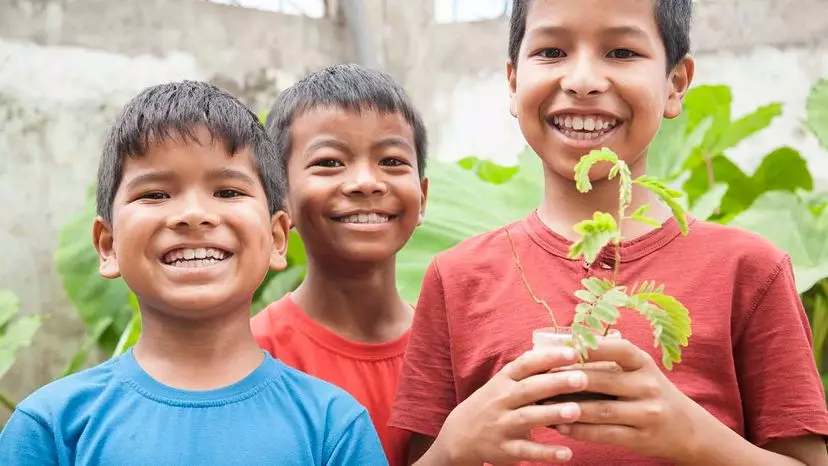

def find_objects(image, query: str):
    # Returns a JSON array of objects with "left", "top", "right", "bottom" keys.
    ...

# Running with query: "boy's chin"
[{"left": 142, "top": 287, "right": 253, "bottom": 319}]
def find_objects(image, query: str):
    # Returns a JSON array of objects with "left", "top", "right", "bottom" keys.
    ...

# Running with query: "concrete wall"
[{"left": 2, "top": 0, "right": 828, "bottom": 418}]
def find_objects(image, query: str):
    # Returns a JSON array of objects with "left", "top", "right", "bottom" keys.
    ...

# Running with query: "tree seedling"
[{"left": 566, "top": 147, "right": 693, "bottom": 370}]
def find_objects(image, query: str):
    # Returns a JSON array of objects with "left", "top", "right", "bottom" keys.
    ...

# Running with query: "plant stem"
[
  {"left": 506, "top": 228, "right": 561, "bottom": 331},
  {"left": 703, "top": 151, "right": 720, "bottom": 215},
  {"left": 0, "top": 392, "right": 16, "bottom": 412}
]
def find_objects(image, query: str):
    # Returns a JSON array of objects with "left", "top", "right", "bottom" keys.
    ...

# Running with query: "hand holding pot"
[
  {"left": 431, "top": 347, "right": 588, "bottom": 465},
  {"left": 554, "top": 338, "right": 709, "bottom": 462}
]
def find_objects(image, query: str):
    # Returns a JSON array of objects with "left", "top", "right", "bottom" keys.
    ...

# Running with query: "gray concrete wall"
[{"left": 2, "top": 0, "right": 828, "bottom": 420}]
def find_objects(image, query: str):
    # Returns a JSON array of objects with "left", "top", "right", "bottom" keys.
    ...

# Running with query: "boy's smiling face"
[
  {"left": 93, "top": 126, "right": 289, "bottom": 318},
  {"left": 507, "top": 0, "right": 693, "bottom": 180},
  {"left": 285, "top": 106, "right": 427, "bottom": 265}
]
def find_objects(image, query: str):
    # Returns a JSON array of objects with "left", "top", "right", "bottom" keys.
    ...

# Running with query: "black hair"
[
  {"left": 509, "top": 0, "right": 693, "bottom": 72},
  {"left": 96, "top": 80, "right": 286, "bottom": 224},
  {"left": 264, "top": 64, "right": 428, "bottom": 179}
]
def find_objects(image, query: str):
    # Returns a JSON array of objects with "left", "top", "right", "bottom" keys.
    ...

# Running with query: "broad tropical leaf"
[
  {"left": 807, "top": 78, "right": 828, "bottom": 149},
  {"left": 730, "top": 191, "right": 828, "bottom": 293},
  {"left": 0, "top": 291, "right": 42, "bottom": 380}
]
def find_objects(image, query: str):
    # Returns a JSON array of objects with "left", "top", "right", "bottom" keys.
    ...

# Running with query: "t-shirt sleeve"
[
  {"left": 389, "top": 259, "right": 456, "bottom": 438},
  {"left": 325, "top": 409, "right": 388, "bottom": 466},
  {"left": 734, "top": 254, "right": 828, "bottom": 446},
  {"left": 0, "top": 408, "right": 58, "bottom": 465}
]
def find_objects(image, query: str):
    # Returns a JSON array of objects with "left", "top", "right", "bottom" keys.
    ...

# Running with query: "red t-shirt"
[
  {"left": 389, "top": 210, "right": 828, "bottom": 465},
  {"left": 251, "top": 295, "right": 411, "bottom": 466}
]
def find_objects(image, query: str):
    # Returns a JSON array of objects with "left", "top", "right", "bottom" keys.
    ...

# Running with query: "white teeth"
[
  {"left": 583, "top": 118, "right": 595, "bottom": 131},
  {"left": 564, "top": 116, "right": 572, "bottom": 128},
  {"left": 572, "top": 117, "right": 584, "bottom": 130},
  {"left": 337, "top": 213, "right": 391, "bottom": 224},
  {"left": 163, "top": 247, "right": 230, "bottom": 266},
  {"left": 554, "top": 114, "right": 618, "bottom": 131}
]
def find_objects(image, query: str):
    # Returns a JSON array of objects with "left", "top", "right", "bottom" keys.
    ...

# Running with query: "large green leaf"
[
  {"left": 0, "top": 291, "right": 42, "bottom": 380},
  {"left": 730, "top": 191, "right": 828, "bottom": 293},
  {"left": 684, "top": 148, "right": 812, "bottom": 220},
  {"left": 396, "top": 148, "right": 543, "bottom": 302},
  {"left": 251, "top": 230, "right": 308, "bottom": 315},
  {"left": 54, "top": 190, "right": 132, "bottom": 352},
  {"left": 807, "top": 78, "right": 828, "bottom": 149}
]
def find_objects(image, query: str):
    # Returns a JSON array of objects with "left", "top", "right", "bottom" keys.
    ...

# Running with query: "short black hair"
[
  {"left": 509, "top": 0, "right": 693, "bottom": 72},
  {"left": 264, "top": 64, "right": 428, "bottom": 179},
  {"left": 96, "top": 80, "right": 286, "bottom": 224}
]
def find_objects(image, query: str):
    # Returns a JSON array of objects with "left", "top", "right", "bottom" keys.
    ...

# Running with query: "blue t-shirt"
[{"left": 0, "top": 349, "right": 388, "bottom": 465}]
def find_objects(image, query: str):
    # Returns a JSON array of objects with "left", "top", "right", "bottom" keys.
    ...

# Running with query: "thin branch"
[{"left": 505, "top": 228, "right": 561, "bottom": 331}]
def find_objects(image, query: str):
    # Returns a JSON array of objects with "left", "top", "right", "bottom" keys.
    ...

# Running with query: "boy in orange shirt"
[{"left": 251, "top": 64, "right": 428, "bottom": 466}]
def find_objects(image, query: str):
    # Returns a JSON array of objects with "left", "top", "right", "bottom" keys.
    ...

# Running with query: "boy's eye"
[
  {"left": 137, "top": 192, "right": 169, "bottom": 200},
  {"left": 312, "top": 159, "right": 343, "bottom": 168},
  {"left": 216, "top": 189, "right": 243, "bottom": 199},
  {"left": 609, "top": 49, "right": 638, "bottom": 59},
  {"left": 380, "top": 158, "right": 408, "bottom": 167},
  {"left": 537, "top": 48, "right": 566, "bottom": 59}
]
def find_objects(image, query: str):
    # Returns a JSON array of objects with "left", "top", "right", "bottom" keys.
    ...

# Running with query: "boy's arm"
[
  {"left": 325, "top": 409, "right": 389, "bottom": 466},
  {"left": 0, "top": 408, "right": 58, "bottom": 466}
]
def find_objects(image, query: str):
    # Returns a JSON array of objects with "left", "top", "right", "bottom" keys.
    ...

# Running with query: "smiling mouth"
[
  {"left": 549, "top": 114, "right": 620, "bottom": 140},
  {"left": 162, "top": 247, "right": 233, "bottom": 268},
  {"left": 333, "top": 213, "right": 397, "bottom": 225}
]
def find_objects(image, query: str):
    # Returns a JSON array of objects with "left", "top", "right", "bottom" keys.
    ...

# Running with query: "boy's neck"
[
  {"left": 291, "top": 257, "right": 413, "bottom": 344},
  {"left": 538, "top": 154, "right": 671, "bottom": 242},
  {"left": 132, "top": 302, "right": 264, "bottom": 391}
]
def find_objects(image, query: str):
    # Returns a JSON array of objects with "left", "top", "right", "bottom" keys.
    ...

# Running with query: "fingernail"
[
  {"left": 561, "top": 348, "right": 575, "bottom": 360},
  {"left": 557, "top": 424, "right": 571, "bottom": 435},
  {"left": 555, "top": 449, "right": 571, "bottom": 460},
  {"left": 559, "top": 403, "right": 577, "bottom": 419},
  {"left": 568, "top": 371, "right": 585, "bottom": 387}
]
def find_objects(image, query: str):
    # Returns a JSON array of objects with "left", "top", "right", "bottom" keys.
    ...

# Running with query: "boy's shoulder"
[
  {"left": 275, "top": 358, "right": 370, "bottom": 415},
  {"left": 680, "top": 217, "right": 789, "bottom": 270},
  {"left": 428, "top": 219, "right": 521, "bottom": 275},
  {"left": 14, "top": 356, "right": 121, "bottom": 425}
]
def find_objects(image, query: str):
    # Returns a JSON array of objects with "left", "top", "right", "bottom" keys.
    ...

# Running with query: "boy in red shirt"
[
  {"left": 391, "top": 1, "right": 828, "bottom": 465},
  {"left": 251, "top": 64, "right": 428, "bottom": 466}
]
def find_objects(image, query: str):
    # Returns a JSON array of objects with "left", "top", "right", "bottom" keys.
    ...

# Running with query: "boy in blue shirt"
[{"left": 0, "top": 81, "right": 387, "bottom": 465}]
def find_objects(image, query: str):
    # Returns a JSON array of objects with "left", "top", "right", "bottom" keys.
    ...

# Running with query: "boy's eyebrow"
[
  {"left": 305, "top": 138, "right": 352, "bottom": 157},
  {"left": 525, "top": 25, "right": 648, "bottom": 40},
  {"left": 603, "top": 25, "right": 649, "bottom": 38},
  {"left": 207, "top": 168, "right": 257, "bottom": 185},
  {"left": 124, "top": 171, "right": 175, "bottom": 191},
  {"left": 372, "top": 136, "right": 414, "bottom": 153}
]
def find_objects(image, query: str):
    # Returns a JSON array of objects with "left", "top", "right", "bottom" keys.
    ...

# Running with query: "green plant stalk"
[{"left": 0, "top": 391, "right": 16, "bottom": 412}]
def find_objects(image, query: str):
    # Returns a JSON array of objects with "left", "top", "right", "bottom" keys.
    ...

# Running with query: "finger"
[
  {"left": 575, "top": 400, "right": 663, "bottom": 427},
  {"left": 503, "top": 347, "right": 579, "bottom": 382},
  {"left": 504, "top": 402, "right": 581, "bottom": 431},
  {"left": 556, "top": 422, "right": 639, "bottom": 447},
  {"left": 500, "top": 439, "right": 573, "bottom": 463},
  {"left": 508, "top": 371, "right": 588, "bottom": 407},
  {"left": 583, "top": 368, "right": 662, "bottom": 399},
  {"left": 580, "top": 339, "right": 651, "bottom": 371}
]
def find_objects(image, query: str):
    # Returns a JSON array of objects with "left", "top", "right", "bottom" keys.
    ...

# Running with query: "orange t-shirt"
[{"left": 251, "top": 295, "right": 411, "bottom": 466}]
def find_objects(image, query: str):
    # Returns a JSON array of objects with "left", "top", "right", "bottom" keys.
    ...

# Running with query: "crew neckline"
[
  {"left": 281, "top": 294, "right": 411, "bottom": 361},
  {"left": 522, "top": 209, "right": 694, "bottom": 263},
  {"left": 117, "top": 348, "right": 279, "bottom": 407}
]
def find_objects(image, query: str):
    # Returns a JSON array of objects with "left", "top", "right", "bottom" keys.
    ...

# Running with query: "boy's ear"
[
  {"left": 92, "top": 216, "right": 121, "bottom": 279},
  {"left": 506, "top": 59, "right": 518, "bottom": 118},
  {"left": 664, "top": 54, "right": 696, "bottom": 120},
  {"left": 417, "top": 177, "right": 429, "bottom": 226},
  {"left": 269, "top": 211, "right": 291, "bottom": 271}
]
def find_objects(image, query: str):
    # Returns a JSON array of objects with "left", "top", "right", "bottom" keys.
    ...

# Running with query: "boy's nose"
[
  {"left": 166, "top": 194, "right": 221, "bottom": 229},
  {"left": 341, "top": 168, "right": 388, "bottom": 197},
  {"left": 560, "top": 54, "right": 610, "bottom": 98}
]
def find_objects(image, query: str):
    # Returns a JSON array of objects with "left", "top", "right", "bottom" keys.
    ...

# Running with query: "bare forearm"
[{"left": 679, "top": 421, "right": 808, "bottom": 466}]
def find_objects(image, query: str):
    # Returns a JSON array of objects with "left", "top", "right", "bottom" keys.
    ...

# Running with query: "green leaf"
[
  {"left": 712, "top": 103, "right": 783, "bottom": 155},
  {"left": 568, "top": 212, "right": 618, "bottom": 264},
  {"left": 397, "top": 148, "right": 543, "bottom": 302},
  {"left": 730, "top": 191, "right": 828, "bottom": 294},
  {"left": 810, "top": 293, "right": 828, "bottom": 373},
  {"left": 574, "top": 148, "right": 620, "bottom": 193},
  {"left": 628, "top": 290, "right": 692, "bottom": 370},
  {"left": 456, "top": 156, "right": 520, "bottom": 184},
  {"left": 112, "top": 310, "right": 142, "bottom": 358},
  {"left": 0, "top": 291, "right": 20, "bottom": 329},
  {"left": 633, "top": 176, "right": 688, "bottom": 234},
  {"left": 806, "top": 78, "right": 828, "bottom": 150},
  {"left": 61, "top": 317, "right": 113, "bottom": 377},
  {"left": 582, "top": 277, "right": 611, "bottom": 296},
  {"left": 0, "top": 315, "right": 42, "bottom": 380},
  {"left": 54, "top": 190, "right": 132, "bottom": 352},
  {"left": 574, "top": 289, "right": 596, "bottom": 303},
  {"left": 648, "top": 110, "right": 713, "bottom": 180},
  {"left": 689, "top": 183, "right": 728, "bottom": 220}
]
